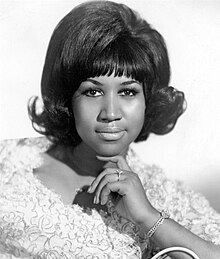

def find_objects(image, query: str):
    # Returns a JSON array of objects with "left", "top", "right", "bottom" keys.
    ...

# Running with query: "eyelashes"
[
  {"left": 82, "top": 87, "right": 139, "bottom": 97},
  {"left": 121, "top": 88, "right": 139, "bottom": 96},
  {"left": 82, "top": 88, "right": 101, "bottom": 97}
]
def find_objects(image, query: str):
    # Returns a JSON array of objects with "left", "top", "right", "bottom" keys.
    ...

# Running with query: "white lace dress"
[{"left": 0, "top": 137, "right": 220, "bottom": 259}]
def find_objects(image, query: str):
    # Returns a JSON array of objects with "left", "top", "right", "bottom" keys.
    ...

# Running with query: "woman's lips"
[{"left": 96, "top": 127, "right": 125, "bottom": 141}]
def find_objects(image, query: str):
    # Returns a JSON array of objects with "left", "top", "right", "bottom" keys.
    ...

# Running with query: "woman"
[{"left": 0, "top": 1, "right": 220, "bottom": 258}]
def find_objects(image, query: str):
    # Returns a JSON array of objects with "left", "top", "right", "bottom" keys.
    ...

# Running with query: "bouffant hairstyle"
[{"left": 28, "top": 0, "right": 186, "bottom": 147}]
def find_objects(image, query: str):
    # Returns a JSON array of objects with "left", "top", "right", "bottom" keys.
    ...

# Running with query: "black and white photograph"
[{"left": 0, "top": 1, "right": 220, "bottom": 258}]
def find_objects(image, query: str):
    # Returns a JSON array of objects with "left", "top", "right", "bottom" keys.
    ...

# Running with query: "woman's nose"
[{"left": 98, "top": 95, "right": 122, "bottom": 122}]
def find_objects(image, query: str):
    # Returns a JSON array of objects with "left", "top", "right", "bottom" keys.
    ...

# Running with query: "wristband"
[{"left": 146, "top": 209, "right": 170, "bottom": 238}]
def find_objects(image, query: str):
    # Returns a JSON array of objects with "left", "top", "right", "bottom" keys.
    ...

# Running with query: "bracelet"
[{"left": 146, "top": 209, "right": 170, "bottom": 238}]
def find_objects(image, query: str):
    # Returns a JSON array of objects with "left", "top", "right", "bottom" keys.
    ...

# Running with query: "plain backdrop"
[{"left": 0, "top": 0, "right": 220, "bottom": 212}]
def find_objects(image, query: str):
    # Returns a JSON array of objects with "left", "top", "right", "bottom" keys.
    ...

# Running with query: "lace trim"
[
  {"left": 1, "top": 137, "right": 220, "bottom": 259},
  {"left": 0, "top": 137, "right": 149, "bottom": 258}
]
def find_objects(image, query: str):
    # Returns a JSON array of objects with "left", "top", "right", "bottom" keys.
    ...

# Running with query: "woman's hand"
[{"left": 87, "top": 155, "right": 158, "bottom": 225}]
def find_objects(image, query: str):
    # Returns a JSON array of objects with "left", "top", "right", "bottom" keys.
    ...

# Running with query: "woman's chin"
[{"left": 94, "top": 143, "right": 129, "bottom": 157}]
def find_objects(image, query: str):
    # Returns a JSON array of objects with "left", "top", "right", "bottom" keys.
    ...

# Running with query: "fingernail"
[
  {"left": 93, "top": 196, "right": 98, "bottom": 204},
  {"left": 87, "top": 186, "right": 92, "bottom": 193},
  {"left": 96, "top": 155, "right": 105, "bottom": 160}
]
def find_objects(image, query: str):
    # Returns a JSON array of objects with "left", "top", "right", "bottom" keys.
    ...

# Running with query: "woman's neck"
[
  {"left": 67, "top": 143, "right": 111, "bottom": 177},
  {"left": 47, "top": 142, "right": 128, "bottom": 177}
]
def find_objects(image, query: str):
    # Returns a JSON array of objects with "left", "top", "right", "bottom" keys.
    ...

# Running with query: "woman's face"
[{"left": 72, "top": 74, "right": 146, "bottom": 157}]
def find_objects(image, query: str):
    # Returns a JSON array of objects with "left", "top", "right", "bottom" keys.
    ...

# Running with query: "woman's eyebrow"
[
  {"left": 120, "top": 80, "right": 141, "bottom": 86},
  {"left": 85, "top": 78, "right": 141, "bottom": 86},
  {"left": 86, "top": 79, "right": 102, "bottom": 85}
]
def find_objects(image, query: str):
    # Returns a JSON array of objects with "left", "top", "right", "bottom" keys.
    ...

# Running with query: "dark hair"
[{"left": 28, "top": 0, "right": 186, "bottom": 146}]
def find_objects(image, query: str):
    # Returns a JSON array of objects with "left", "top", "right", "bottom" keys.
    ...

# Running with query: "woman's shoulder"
[
  {"left": 127, "top": 147, "right": 211, "bottom": 212},
  {"left": 127, "top": 147, "right": 167, "bottom": 182},
  {"left": 0, "top": 136, "right": 51, "bottom": 185},
  {"left": 0, "top": 136, "right": 51, "bottom": 157},
  {"left": 128, "top": 147, "right": 220, "bottom": 244}
]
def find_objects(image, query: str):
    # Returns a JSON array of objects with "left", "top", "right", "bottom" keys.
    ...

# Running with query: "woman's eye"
[
  {"left": 120, "top": 89, "right": 138, "bottom": 97},
  {"left": 83, "top": 89, "right": 102, "bottom": 97}
]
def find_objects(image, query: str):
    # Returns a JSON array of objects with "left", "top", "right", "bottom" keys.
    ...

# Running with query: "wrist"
[
  {"left": 138, "top": 205, "right": 160, "bottom": 230},
  {"left": 146, "top": 209, "right": 170, "bottom": 238},
  {"left": 138, "top": 206, "right": 170, "bottom": 238}
]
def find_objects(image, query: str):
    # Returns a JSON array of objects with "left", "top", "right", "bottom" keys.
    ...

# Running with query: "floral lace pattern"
[{"left": 1, "top": 137, "right": 220, "bottom": 259}]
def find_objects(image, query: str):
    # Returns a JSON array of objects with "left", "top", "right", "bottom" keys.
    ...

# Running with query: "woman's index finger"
[{"left": 96, "top": 155, "right": 130, "bottom": 170}]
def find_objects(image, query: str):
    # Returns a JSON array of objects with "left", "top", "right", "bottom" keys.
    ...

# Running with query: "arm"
[
  {"left": 88, "top": 155, "right": 220, "bottom": 259},
  {"left": 141, "top": 164, "right": 220, "bottom": 259},
  {"left": 141, "top": 207, "right": 220, "bottom": 259}
]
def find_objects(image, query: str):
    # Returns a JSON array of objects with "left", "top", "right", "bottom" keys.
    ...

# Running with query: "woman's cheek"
[{"left": 73, "top": 100, "right": 97, "bottom": 132}]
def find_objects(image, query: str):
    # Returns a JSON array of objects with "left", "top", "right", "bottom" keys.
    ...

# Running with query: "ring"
[{"left": 116, "top": 169, "right": 123, "bottom": 181}]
